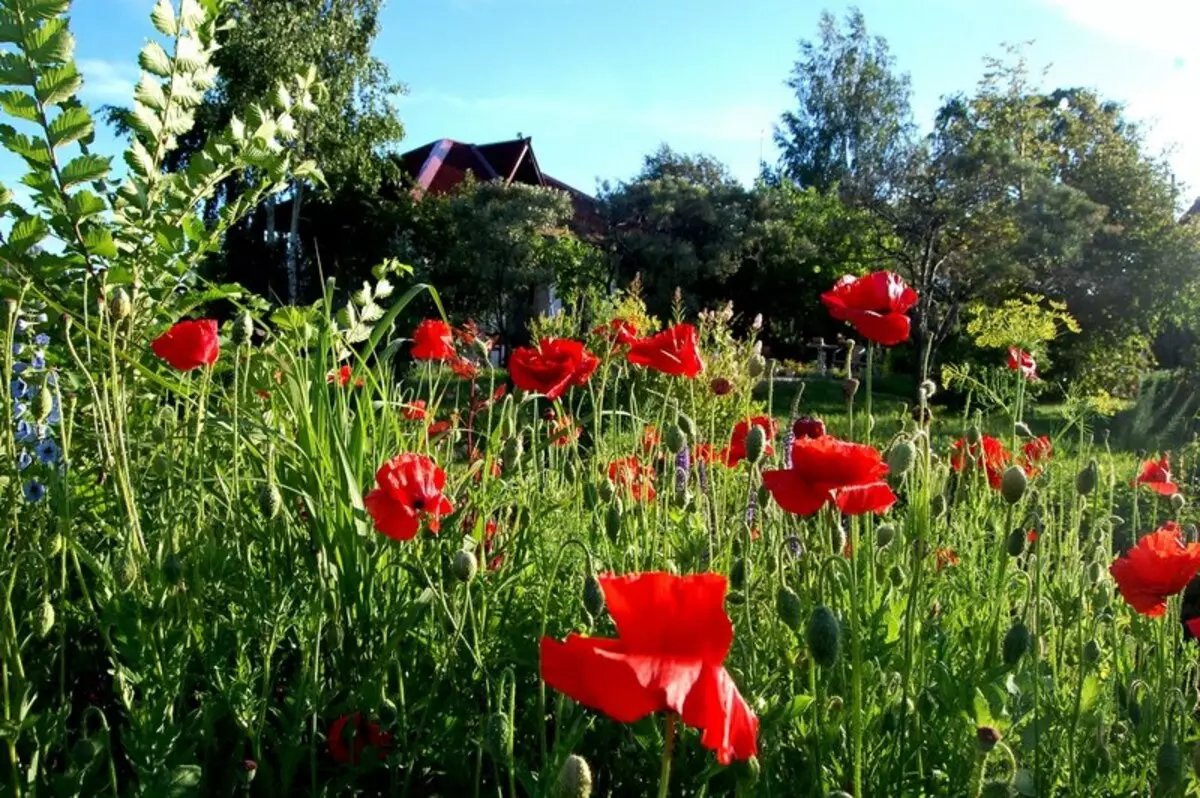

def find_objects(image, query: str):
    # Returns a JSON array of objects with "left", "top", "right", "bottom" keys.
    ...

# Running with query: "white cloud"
[
  {"left": 1039, "top": 0, "right": 1199, "bottom": 56},
  {"left": 77, "top": 58, "right": 138, "bottom": 104}
]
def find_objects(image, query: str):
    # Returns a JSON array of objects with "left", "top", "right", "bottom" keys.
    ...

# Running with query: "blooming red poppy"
[
  {"left": 1109, "top": 522, "right": 1200, "bottom": 617},
  {"left": 1135, "top": 456, "right": 1178, "bottom": 496},
  {"left": 627, "top": 323, "right": 704, "bottom": 378},
  {"left": 593, "top": 318, "right": 638, "bottom": 347},
  {"left": 411, "top": 319, "right": 457, "bottom": 361},
  {"left": 725, "top": 416, "right": 776, "bottom": 466},
  {"left": 328, "top": 712, "right": 392, "bottom": 765},
  {"left": 950, "top": 436, "right": 1011, "bottom": 489},
  {"left": 1022, "top": 435, "right": 1052, "bottom": 477},
  {"left": 934, "top": 547, "right": 959, "bottom": 572},
  {"left": 820, "top": 271, "right": 918, "bottom": 346},
  {"left": 151, "top": 319, "right": 219, "bottom": 371},
  {"left": 402, "top": 400, "right": 427, "bottom": 421},
  {"left": 762, "top": 436, "right": 896, "bottom": 516},
  {"left": 427, "top": 419, "right": 452, "bottom": 440},
  {"left": 693, "top": 443, "right": 729, "bottom": 466},
  {"left": 642, "top": 425, "right": 661, "bottom": 453},
  {"left": 364, "top": 453, "right": 455, "bottom": 541},
  {"left": 792, "top": 417, "right": 826, "bottom": 440},
  {"left": 540, "top": 572, "right": 759, "bottom": 764},
  {"left": 1007, "top": 348, "right": 1038, "bottom": 381},
  {"left": 508, "top": 338, "right": 599, "bottom": 400},
  {"left": 326, "top": 364, "right": 365, "bottom": 388},
  {"left": 608, "top": 456, "right": 657, "bottom": 502},
  {"left": 450, "top": 357, "right": 478, "bottom": 380}
]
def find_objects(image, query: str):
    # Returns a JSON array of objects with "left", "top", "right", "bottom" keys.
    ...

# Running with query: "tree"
[{"left": 775, "top": 7, "right": 914, "bottom": 202}]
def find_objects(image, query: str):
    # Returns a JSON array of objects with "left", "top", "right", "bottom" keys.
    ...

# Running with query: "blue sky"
[{"left": 68, "top": 0, "right": 1200, "bottom": 201}]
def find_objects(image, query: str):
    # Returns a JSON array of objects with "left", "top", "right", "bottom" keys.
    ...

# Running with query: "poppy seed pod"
[
  {"left": 583, "top": 574, "right": 605, "bottom": 617},
  {"left": 109, "top": 287, "right": 132, "bottom": 321},
  {"left": 664, "top": 424, "right": 687, "bottom": 454},
  {"left": 776, "top": 586, "right": 803, "bottom": 631},
  {"left": 259, "top": 484, "right": 283, "bottom": 520},
  {"left": 34, "top": 597, "right": 55, "bottom": 638},
  {"left": 1172, "top": 493, "right": 1187, "bottom": 512},
  {"left": 1075, "top": 459, "right": 1099, "bottom": 496},
  {"left": 604, "top": 502, "right": 622, "bottom": 540},
  {"left": 1158, "top": 742, "right": 1183, "bottom": 792},
  {"left": 232, "top": 311, "right": 254, "bottom": 346},
  {"left": 452, "top": 549, "right": 477, "bottom": 583},
  {"left": 484, "top": 712, "right": 510, "bottom": 761},
  {"left": 888, "top": 441, "right": 916, "bottom": 477},
  {"left": 744, "top": 425, "right": 767, "bottom": 465},
  {"left": 875, "top": 523, "right": 896, "bottom": 548},
  {"left": 806, "top": 605, "right": 840, "bottom": 667},
  {"left": 747, "top": 353, "right": 767, "bottom": 379},
  {"left": 554, "top": 754, "right": 593, "bottom": 798},
  {"left": 1006, "top": 529, "right": 1027, "bottom": 557},
  {"left": 976, "top": 726, "right": 1001, "bottom": 754},
  {"left": 1002, "top": 621, "right": 1030, "bottom": 667},
  {"left": 1000, "top": 466, "right": 1027, "bottom": 504}
]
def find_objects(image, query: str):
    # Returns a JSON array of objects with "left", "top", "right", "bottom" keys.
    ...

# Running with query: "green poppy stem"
[{"left": 657, "top": 713, "right": 677, "bottom": 798}]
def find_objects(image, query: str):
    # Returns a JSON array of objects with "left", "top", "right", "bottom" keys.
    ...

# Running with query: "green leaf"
[
  {"left": 1, "top": 130, "right": 50, "bottom": 167},
  {"left": 59, "top": 153, "right": 111, "bottom": 189},
  {"left": 34, "top": 64, "right": 80, "bottom": 106},
  {"left": 67, "top": 189, "right": 106, "bottom": 220},
  {"left": 24, "top": 18, "right": 73, "bottom": 65},
  {"left": 138, "top": 42, "right": 172, "bottom": 78},
  {"left": 160, "top": 764, "right": 201, "bottom": 798},
  {"left": 0, "top": 90, "right": 39, "bottom": 123},
  {"left": 0, "top": 11, "right": 21, "bottom": 44},
  {"left": 22, "top": 0, "right": 70, "bottom": 22},
  {"left": 46, "top": 104, "right": 91, "bottom": 148},
  {"left": 129, "top": 103, "right": 163, "bottom": 142},
  {"left": 179, "top": 0, "right": 206, "bottom": 31},
  {"left": 150, "top": 0, "right": 178, "bottom": 36},
  {"left": 134, "top": 74, "right": 167, "bottom": 111},
  {"left": 0, "top": 53, "right": 35, "bottom": 86},
  {"left": 81, "top": 224, "right": 117, "bottom": 258},
  {"left": 8, "top": 215, "right": 48, "bottom": 253},
  {"left": 124, "top": 139, "right": 155, "bottom": 178}
]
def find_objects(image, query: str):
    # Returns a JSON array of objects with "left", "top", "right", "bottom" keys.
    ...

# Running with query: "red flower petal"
[
  {"left": 539, "top": 635, "right": 664, "bottom": 723},
  {"left": 151, "top": 319, "right": 220, "bottom": 371},
  {"left": 834, "top": 481, "right": 897, "bottom": 515},
  {"left": 600, "top": 572, "right": 733, "bottom": 661},
  {"left": 626, "top": 324, "right": 704, "bottom": 378}
]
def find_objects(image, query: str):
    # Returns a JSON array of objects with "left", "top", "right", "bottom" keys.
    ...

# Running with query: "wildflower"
[
  {"left": 364, "top": 453, "right": 455, "bottom": 542},
  {"left": 1134, "top": 456, "right": 1179, "bottom": 496},
  {"left": 16, "top": 450, "right": 31, "bottom": 470},
  {"left": 410, "top": 319, "right": 457, "bottom": 361},
  {"left": 326, "top": 365, "right": 364, "bottom": 388},
  {"left": 151, "top": 319, "right": 220, "bottom": 371},
  {"left": 1109, "top": 521, "right": 1200, "bottom": 616},
  {"left": 820, "top": 271, "right": 919, "bottom": 346},
  {"left": 402, "top": 400, "right": 427, "bottom": 421},
  {"left": 508, "top": 338, "right": 599, "bottom": 400},
  {"left": 675, "top": 446, "right": 691, "bottom": 493},
  {"left": 710, "top": 376, "right": 733, "bottom": 396},
  {"left": 693, "top": 443, "right": 729, "bottom": 467},
  {"left": 427, "top": 419, "right": 453, "bottom": 440},
  {"left": 1007, "top": 347, "right": 1038, "bottom": 381},
  {"left": 11, "top": 342, "right": 21, "bottom": 355},
  {"left": 641, "top": 425, "right": 660, "bottom": 453},
  {"left": 934, "top": 547, "right": 959, "bottom": 572},
  {"left": 762, "top": 435, "right": 896, "bottom": 516},
  {"left": 10, "top": 378, "right": 28, "bottom": 400},
  {"left": 950, "top": 435, "right": 1010, "bottom": 490},
  {"left": 450, "top": 357, "right": 478, "bottom": 380},
  {"left": 626, "top": 323, "right": 704, "bottom": 378},
  {"left": 23, "top": 479, "right": 46, "bottom": 504},
  {"left": 15, "top": 420, "right": 37, "bottom": 443},
  {"left": 726, "top": 416, "right": 775, "bottom": 467},
  {"left": 607, "top": 456, "right": 656, "bottom": 502},
  {"left": 33, "top": 333, "right": 49, "bottom": 347},
  {"left": 593, "top": 318, "right": 638, "bottom": 347},
  {"left": 328, "top": 712, "right": 392, "bottom": 765},
  {"left": 539, "top": 572, "right": 759, "bottom": 764},
  {"left": 30, "top": 351, "right": 45, "bottom": 370},
  {"left": 34, "top": 438, "right": 59, "bottom": 465},
  {"left": 1022, "top": 435, "right": 1052, "bottom": 476}
]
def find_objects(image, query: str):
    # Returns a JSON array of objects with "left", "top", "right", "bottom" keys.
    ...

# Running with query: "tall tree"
[{"left": 775, "top": 7, "right": 914, "bottom": 202}]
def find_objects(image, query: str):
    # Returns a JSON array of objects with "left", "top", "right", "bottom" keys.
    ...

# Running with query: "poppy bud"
[
  {"left": 109, "top": 287, "right": 132, "bottom": 321},
  {"left": 1000, "top": 466, "right": 1027, "bottom": 504},
  {"left": 830, "top": 523, "right": 847, "bottom": 557},
  {"left": 1158, "top": 742, "right": 1183, "bottom": 792},
  {"left": 889, "top": 565, "right": 905, "bottom": 586},
  {"left": 776, "top": 586, "right": 803, "bottom": 631},
  {"left": 827, "top": 696, "right": 844, "bottom": 713},
  {"left": 554, "top": 754, "right": 593, "bottom": 798},
  {"left": 1002, "top": 621, "right": 1030, "bottom": 667},
  {"left": 1187, "top": 524, "right": 1198, "bottom": 543},
  {"left": 710, "top": 377, "right": 733, "bottom": 396},
  {"left": 1006, "top": 529, "right": 1027, "bottom": 557},
  {"left": 259, "top": 484, "right": 283, "bottom": 520},
  {"left": 736, "top": 755, "right": 761, "bottom": 790},
  {"left": 979, "top": 782, "right": 1013, "bottom": 798},
  {"left": 1095, "top": 582, "right": 1111, "bottom": 610},
  {"left": 583, "top": 574, "right": 605, "bottom": 617},
  {"left": 976, "top": 726, "right": 1001, "bottom": 753},
  {"left": 484, "top": 712, "right": 510, "bottom": 761},
  {"left": 151, "top": 426, "right": 168, "bottom": 444},
  {"left": 919, "top": 379, "right": 937, "bottom": 399},
  {"left": 1075, "top": 459, "right": 1098, "bottom": 496},
  {"left": 232, "top": 311, "right": 254, "bottom": 346},
  {"left": 152, "top": 454, "right": 170, "bottom": 476},
  {"left": 1172, "top": 493, "right": 1187, "bottom": 512},
  {"left": 502, "top": 435, "right": 524, "bottom": 466},
  {"left": 47, "top": 532, "right": 63, "bottom": 557},
  {"left": 842, "top": 377, "right": 860, "bottom": 400},
  {"left": 1014, "top": 421, "right": 1033, "bottom": 438},
  {"left": 664, "top": 424, "right": 687, "bottom": 454},
  {"left": 747, "top": 353, "right": 767, "bottom": 379},
  {"left": 676, "top": 412, "right": 698, "bottom": 440},
  {"left": 115, "top": 553, "right": 137, "bottom": 588},
  {"left": 1083, "top": 639, "right": 1100, "bottom": 666},
  {"left": 34, "top": 597, "right": 54, "bottom": 638},
  {"left": 875, "top": 523, "right": 895, "bottom": 549},
  {"left": 930, "top": 494, "right": 947, "bottom": 518},
  {"left": 452, "top": 549, "right": 477, "bottom": 583},
  {"left": 163, "top": 552, "right": 184, "bottom": 585},
  {"left": 966, "top": 426, "right": 982, "bottom": 445},
  {"left": 598, "top": 480, "right": 617, "bottom": 505},
  {"left": 806, "top": 605, "right": 840, "bottom": 667},
  {"left": 1087, "top": 562, "right": 1103, "bottom": 584},
  {"left": 604, "top": 502, "right": 622, "bottom": 541},
  {"left": 744, "top": 425, "right": 766, "bottom": 465},
  {"left": 35, "top": 380, "right": 54, "bottom": 422},
  {"left": 71, "top": 737, "right": 103, "bottom": 770},
  {"left": 731, "top": 557, "right": 750, "bottom": 590},
  {"left": 378, "top": 697, "right": 399, "bottom": 730},
  {"left": 888, "top": 441, "right": 915, "bottom": 477},
  {"left": 241, "top": 759, "right": 257, "bottom": 786},
  {"left": 792, "top": 416, "right": 826, "bottom": 439},
  {"left": 751, "top": 313, "right": 763, "bottom": 331}
]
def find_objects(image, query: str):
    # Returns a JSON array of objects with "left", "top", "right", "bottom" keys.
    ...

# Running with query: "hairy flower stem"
[
  {"left": 657, "top": 713, "right": 677, "bottom": 798},
  {"left": 985, "top": 504, "right": 1015, "bottom": 666},
  {"left": 849, "top": 514, "right": 865, "bottom": 796},
  {"left": 865, "top": 344, "right": 873, "bottom": 445}
]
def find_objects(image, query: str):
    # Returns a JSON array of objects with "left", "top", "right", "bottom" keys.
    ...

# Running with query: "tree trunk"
[{"left": 286, "top": 181, "right": 305, "bottom": 305}]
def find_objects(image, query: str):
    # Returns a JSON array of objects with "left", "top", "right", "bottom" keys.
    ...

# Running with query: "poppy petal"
[
  {"left": 834, "top": 481, "right": 897, "bottom": 515},
  {"left": 761, "top": 469, "right": 832, "bottom": 516},
  {"left": 679, "top": 665, "right": 760, "bottom": 765},
  {"left": 845, "top": 310, "right": 911, "bottom": 346},
  {"left": 539, "top": 636, "right": 663, "bottom": 723},
  {"left": 600, "top": 572, "right": 733, "bottom": 661}
]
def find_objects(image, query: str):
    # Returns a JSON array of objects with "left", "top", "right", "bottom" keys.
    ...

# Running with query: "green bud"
[
  {"left": 1158, "top": 742, "right": 1183, "bottom": 792},
  {"left": 1075, "top": 459, "right": 1098, "bottom": 496},
  {"left": 582, "top": 480, "right": 600, "bottom": 510},
  {"left": 115, "top": 553, "right": 137, "bottom": 589},
  {"left": 887, "top": 441, "right": 915, "bottom": 478},
  {"left": 976, "top": 726, "right": 1001, "bottom": 753},
  {"left": 1002, "top": 621, "right": 1030, "bottom": 667},
  {"left": 757, "top": 483, "right": 771, "bottom": 510},
  {"left": 484, "top": 712, "right": 510, "bottom": 761},
  {"left": 966, "top": 426, "right": 982, "bottom": 445},
  {"left": 735, "top": 756, "right": 761, "bottom": 791},
  {"left": 747, "top": 353, "right": 766, "bottom": 379},
  {"left": 875, "top": 523, "right": 896, "bottom": 549},
  {"left": 1172, "top": 493, "right": 1187, "bottom": 512},
  {"left": 842, "top": 377, "right": 860, "bottom": 400},
  {"left": 1083, "top": 639, "right": 1101, "bottom": 666},
  {"left": 109, "top": 287, "right": 132, "bottom": 322},
  {"left": 1095, "top": 582, "right": 1112, "bottom": 610},
  {"left": 231, "top": 311, "right": 254, "bottom": 346},
  {"left": 676, "top": 413, "right": 698, "bottom": 440},
  {"left": 979, "top": 782, "right": 1014, "bottom": 798},
  {"left": 776, "top": 587, "right": 803, "bottom": 631},
  {"left": 502, "top": 435, "right": 524, "bottom": 466},
  {"left": 1006, "top": 529, "right": 1027, "bottom": 557},
  {"left": 1087, "top": 562, "right": 1104, "bottom": 584},
  {"left": 378, "top": 697, "right": 399, "bottom": 730},
  {"left": 584, "top": 574, "right": 605, "bottom": 617},
  {"left": 744, "top": 424, "right": 767, "bottom": 466},
  {"left": 889, "top": 565, "right": 905, "bottom": 586},
  {"left": 554, "top": 754, "right": 593, "bottom": 798},
  {"left": 1000, "top": 466, "right": 1027, "bottom": 504},
  {"left": 34, "top": 597, "right": 55, "bottom": 638},
  {"left": 47, "top": 532, "right": 63, "bottom": 557},
  {"left": 604, "top": 501, "right": 622, "bottom": 541},
  {"left": 806, "top": 605, "right": 840, "bottom": 668},
  {"left": 1014, "top": 421, "right": 1033, "bottom": 438},
  {"left": 259, "top": 484, "right": 283, "bottom": 520},
  {"left": 452, "top": 549, "right": 478, "bottom": 583},
  {"left": 151, "top": 426, "right": 168, "bottom": 444},
  {"left": 152, "top": 454, "right": 170, "bottom": 477},
  {"left": 35, "top": 380, "right": 54, "bottom": 422},
  {"left": 598, "top": 479, "right": 616, "bottom": 504},
  {"left": 664, "top": 424, "right": 687, "bottom": 454},
  {"left": 71, "top": 737, "right": 103, "bottom": 770},
  {"left": 930, "top": 494, "right": 947, "bottom": 518},
  {"left": 830, "top": 523, "right": 847, "bottom": 557},
  {"left": 730, "top": 557, "right": 750, "bottom": 590}
]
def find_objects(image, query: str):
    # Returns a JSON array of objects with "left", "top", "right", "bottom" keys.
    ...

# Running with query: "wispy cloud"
[
  {"left": 1039, "top": 0, "right": 1199, "bottom": 56},
  {"left": 77, "top": 58, "right": 138, "bottom": 105}
]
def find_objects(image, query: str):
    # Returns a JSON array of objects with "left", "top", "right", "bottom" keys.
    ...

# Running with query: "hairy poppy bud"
[
  {"left": 1075, "top": 460, "right": 1098, "bottom": 496},
  {"left": 35, "top": 380, "right": 54, "bottom": 422},
  {"left": 152, "top": 454, "right": 170, "bottom": 477},
  {"left": 232, "top": 311, "right": 254, "bottom": 346},
  {"left": 1095, "top": 582, "right": 1112, "bottom": 610},
  {"left": 966, "top": 426, "right": 982, "bottom": 446},
  {"left": 377, "top": 697, "right": 399, "bottom": 731},
  {"left": 776, "top": 586, "right": 803, "bottom": 631},
  {"left": 806, "top": 605, "right": 840, "bottom": 667},
  {"left": 676, "top": 412, "right": 698, "bottom": 440},
  {"left": 1172, "top": 493, "right": 1187, "bottom": 512},
  {"left": 1006, "top": 529, "right": 1027, "bottom": 557},
  {"left": 664, "top": 424, "right": 687, "bottom": 454},
  {"left": 875, "top": 523, "right": 896, "bottom": 548},
  {"left": 744, "top": 425, "right": 766, "bottom": 465},
  {"left": 109, "top": 287, "right": 132, "bottom": 322},
  {"left": 830, "top": 522, "right": 847, "bottom": 557},
  {"left": 452, "top": 549, "right": 477, "bottom": 583},
  {"left": 827, "top": 696, "right": 844, "bottom": 713},
  {"left": 843, "top": 378, "right": 860, "bottom": 401},
  {"left": 47, "top": 532, "right": 63, "bottom": 557},
  {"left": 1003, "top": 621, "right": 1030, "bottom": 667},
  {"left": 889, "top": 565, "right": 905, "bottom": 586},
  {"left": 731, "top": 557, "right": 750, "bottom": 590},
  {"left": 1158, "top": 742, "right": 1183, "bottom": 792},
  {"left": 604, "top": 502, "right": 622, "bottom": 541},
  {"left": 736, "top": 756, "right": 760, "bottom": 790},
  {"left": 976, "top": 726, "right": 1001, "bottom": 753},
  {"left": 979, "top": 782, "right": 1013, "bottom": 798},
  {"left": 151, "top": 426, "right": 168, "bottom": 444},
  {"left": 502, "top": 435, "right": 524, "bottom": 466},
  {"left": 1014, "top": 421, "right": 1033, "bottom": 438},
  {"left": 34, "top": 597, "right": 55, "bottom": 638},
  {"left": 919, "top": 379, "right": 937, "bottom": 399},
  {"left": 259, "top": 484, "right": 283, "bottom": 519},
  {"left": 598, "top": 479, "right": 616, "bottom": 504},
  {"left": 888, "top": 441, "right": 915, "bottom": 477},
  {"left": 1087, "top": 562, "right": 1103, "bottom": 584},
  {"left": 115, "top": 553, "right": 137, "bottom": 588},
  {"left": 1083, "top": 639, "right": 1101, "bottom": 666},
  {"left": 747, "top": 353, "right": 767, "bottom": 379},
  {"left": 1001, "top": 466, "right": 1027, "bottom": 504},
  {"left": 484, "top": 712, "right": 510, "bottom": 761},
  {"left": 241, "top": 759, "right": 257, "bottom": 786},
  {"left": 930, "top": 494, "right": 947, "bottom": 518},
  {"left": 584, "top": 574, "right": 605, "bottom": 617},
  {"left": 71, "top": 737, "right": 103, "bottom": 770},
  {"left": 554, "top": 754, "right": 593, "bottom": 798}
]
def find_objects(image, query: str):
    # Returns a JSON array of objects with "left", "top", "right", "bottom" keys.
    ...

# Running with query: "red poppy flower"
[
  {"left": 151, "top": 319, "right": 219, "bottom": 371},
  {"left": 364, "top": 453, "right": 455, "bottom": 541},
  {"left": 402, "top": 400, "right": 427, "bottom": 421},
  {"left": 326, "top": 364, "right": 365, "bottom": 388},
  {"left": 1022, "top": 435, "right": 1052, "bottom": 477},
  {"left": 608, "top": 456, "right": 657, "bottom": 502},
  {"left": 642, "top": 425, "right": 661, "bottom": 453},
  {"left": 950, "top": 436, "right": 1011, "bottom": 489},
  {"left": 539, "top": 572, "right": 759, "bottom": 765},
  {"left": 693, "top": 443, "right": 730, "bottom": 466},
  {"left": 710, "top": 376, "right": 734, "bottom": 396},
  {"left": 411, "top": 319, "right": 457, "bottom": 361},
  {"left": 593, "top": 318, "right": 639, "bottom": 347},
  {"left": 428, "top": 419, "right": 452, "bottom": 440},
  {"left": 1135, "top": 456, "right": 1178, "bottom": 496},
  {"left": 792, "top": 417, "right": 826, "bottom": 440},
  {"left": 934, "top": 547, "right": 959, "bottom": 572},
  {"left": 725, "top": 416, "right": 776, "bottom": 466},
  {"left": 450, "top": 357, "right": 478, "bottom": 380},
  {"left": 1007, "top": 348, "right": 1038, "bottom": 381},
  {"left": 548, "top": 414, "right": 581, "bottom": 447},
  {"left": 255, "top": 389, "right": 269, "bottom": 401},
  {"left": 483, "top": 519, "right": 504, "bottom": 570},
  {"left": 328, "top": 712, "right": 392, "bottom": 765},
  {"left": 762, "top": 436, "right": 896, "bottom": 516},
  {"left": 1110, "top": 522, "right": 1200, "bottom": 617},
  {"left": 820, "top": 271, "right": 918, "bottom": 346},
  {"left": 1027, "top": 530, "right": 1039, "bottom": 545},
  {"left": 627, "top": 324, "right": 704, "bottom": 378},
  {"left": 508, "top": 338, "right": 599, "bottom": 400}
]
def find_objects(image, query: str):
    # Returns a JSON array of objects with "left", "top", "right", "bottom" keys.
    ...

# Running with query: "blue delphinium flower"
[
  {"left": 10, "top": 378, "right": 27, "bottom": 399},
  {"left": 17, "top": 450, "right": 32, "bottom": 471},
  {"left": 11, "top": 342, "right": 22, "bottom": 356},
  {"left": 12, "top": 401, "right": 27, "bottom": 417},
  {"left": 33, "top": 333, "right": 49, "bottom": 347},
  {"left": 23, "top": 479, "right": 45, "bottom": 503},
  {"left": 31, "top": 351, "right": 45, "bottom": 370},
  {"left": 15, "top": 319, "right": 28, "bottom": 334},
  {"left": 15, "top": 420, "right": 36, "bottom": 443},
  {"left": 35, "top": 438, "right": 59, "bottom": 465},
  {"left": 47, "top": 397, "right": 60, "bottom": 425},
  {"left": 12, "top": 361, "right": 27, "bottom": 375}
]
